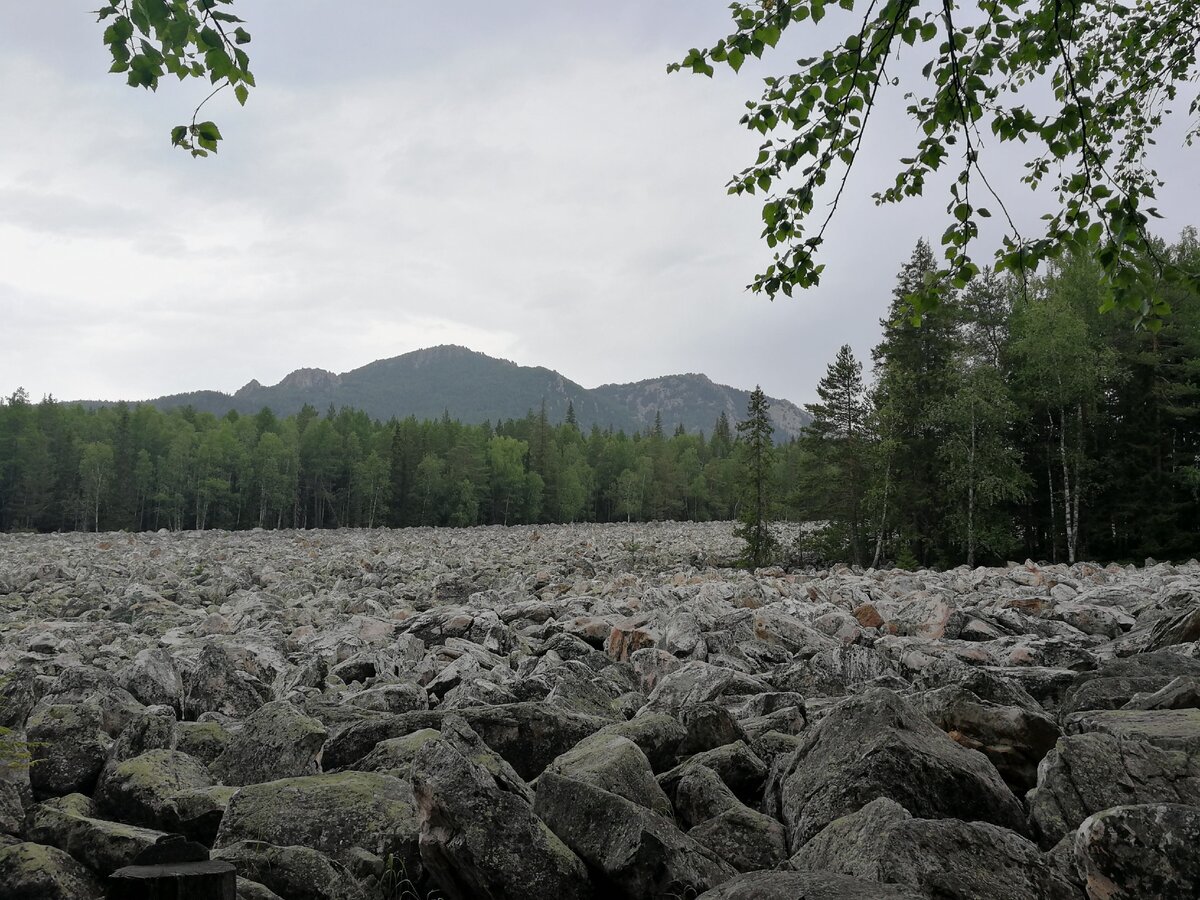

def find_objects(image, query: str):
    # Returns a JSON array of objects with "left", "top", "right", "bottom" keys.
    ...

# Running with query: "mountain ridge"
[{"left": 77, "top": 345, "right": 812, "bottom": 439}]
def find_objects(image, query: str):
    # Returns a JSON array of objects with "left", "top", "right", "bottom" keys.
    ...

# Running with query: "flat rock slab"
[
  {"left": 1064, "top": 708, "right": 1200, "bottom": 752},
  {"left": 109, "top": 860, "right": 236, "bottom": 900}
]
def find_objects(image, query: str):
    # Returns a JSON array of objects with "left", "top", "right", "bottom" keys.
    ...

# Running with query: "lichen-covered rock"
[
  {"left": 772, "top": 688, "right": 1026, "bottom": 848},
  {"left": 545, "top": 731, "right": 673, "bottom": 817},
  {"left": 1027, "top": 732, "right": 1200, "bottom": 848},
  {"left": 214, "top": 840, "right": 366, "bottom": 900},
  {"left": 26, "top": 703, "right": 111, "bottom": 798},
  {"left": 0, "top": 841, "right": 106, "bottom": 900},
  {"left": 350, "top": 728, "right": 441, "bottom": 778},
  {"left": 535, "top": 770, "right": 736, "bottom": 898},
  {"left": 791, "top": 797, "right": 1082, "bottom": 899},
  {"left": 211, "top": 700, "right": 327, "bottom": 785},
  {"left": 214, "top": 770, "right": 419, "bottom": 874},
  {"left": 184, "top": 644, "right": 271, "bottom": 720},
  {"left": 410, "top": 724, "right": 593, "bottom": 900},
  {"left": 1064, "top": 708, "right": 1200, "bottom": 753},
  {"left": 688, "top": 805, "right": 788, "bottom": 873},
  {"left": 95, "top": 749, "right": 213, "bottom": 831},
  {"left": 694, "top": 870, "right": 925, "bottom": 899},
  {"left": 1075, "top": 803, "right": 1200, "bottom": 899},
  {"left": 23, "top": 793, "right": 168, "bottom": 876}
]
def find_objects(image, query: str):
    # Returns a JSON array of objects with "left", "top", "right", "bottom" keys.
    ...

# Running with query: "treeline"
[
  {"left": 0, "top": 391, "right": 758, "bottom": 534},
  {"left": 796, "top": 230, "right": 1200, "bottom": 567},
  {"left": 2, "top": 229, "right": 1198, "bottom": 567}
]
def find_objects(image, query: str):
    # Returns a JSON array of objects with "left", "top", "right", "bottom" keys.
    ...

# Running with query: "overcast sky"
[{"left": 1, "top": 3, "right": 1197, "bottom": 407}]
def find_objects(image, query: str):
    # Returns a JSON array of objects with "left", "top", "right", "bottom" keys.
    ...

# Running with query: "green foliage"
[
  {"left": 674, "top": 1, "right": 1200, "bottom": 319},
  {"left": 96, "top": 0, "right": 254, "bottom": 156},
  {"left": 734, "top": 386, "right": 780, "bottom": 567}
]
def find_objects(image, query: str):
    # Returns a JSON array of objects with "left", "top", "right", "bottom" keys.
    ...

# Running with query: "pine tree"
[{"left": 735, "top": 386, "right": 777, "bottom": 567}]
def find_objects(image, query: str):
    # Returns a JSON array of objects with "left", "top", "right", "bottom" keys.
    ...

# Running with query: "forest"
[{"left": 1, "top": 231, "right": 1198, "bottom": 569}]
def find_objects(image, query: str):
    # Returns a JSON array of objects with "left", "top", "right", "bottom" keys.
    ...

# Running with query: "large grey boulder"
[
  {"left": 1027, "top": 732, "right": 1200, "bottom": 848},
  {"left": 350, "top": 728, "right": 441, "bottom": 779},
  {"left": 184, "top": 644, "right": 271, "bottom": 720},
  {"left": 535, "top": 769, "right": 736, "bottom": 898},
  {"left": 0, "top": 841, "right": 106, "bottom": 900},
  {"left": 214, "top": 770, "right": 420, "bottom": 874},
  {"left": 213, "top": 840, "right": 366, "bottom": 900},
  {"left": 323, "top": 702, "right": 607, "bottom": 779},
  {"left": 23, "top": 793, "right": 168, "bottom": 876},
  {"left": 688, "top": 804, "right": 788, "bottom": 873},
  {"left": 39, "top": 666, "right": 144, "bottom": 737},
  {"left": 118, "top": 648, "right": 185, "bottom": 710},
  {"left": 1064, "top": 708, "right": 1200, "bottom": 753},
  {"left": 211, "top": 700, "right": 327, "bottom": 785},
  {"left": 915, "top": 681, "right": 1061, "bottom": 794},
  {"left": 791, "top": 797, "right": 1082, "bottom": 900},
  {"left": 1075, "top": 803, "right": 1200, "bottom": 899},
  {"left": 771, "top": 688, "right": 1026, "bottom": 848},
  {"left": 694, "top": 870, "right": 924, "bottom": 899},
  {"left": 94, "top": 749, "right": 214, "bottom": 831},
  {"left": 1061, "top": 652, "right": 1200, "bottom": 715},
  {"left": 26, "top": 704, "right": 111, "bottom": 798},
  {"left": 409, "top": 722, "right": 593, "bottom": 900},
  {"left": 598, "top": 712, "right": 687, "bottom": 771},
  {"left": 545, "top": 731, "right": 673, "bottom": 817}
]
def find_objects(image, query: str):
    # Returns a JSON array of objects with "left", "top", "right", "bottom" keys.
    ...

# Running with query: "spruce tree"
[
  {"left": 803, "top": 345, "right": 869, "bottom": 564},
  {"left": 735, "top": 386, "right": 777, "bottom": 567},
  {"left": 871, "top": 239, "right": 963, "bottom": 565}
]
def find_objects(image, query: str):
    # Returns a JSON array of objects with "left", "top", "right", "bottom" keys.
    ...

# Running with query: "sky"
[{"left": 1, "top": 3, "right": 1197, "bottom": 407}]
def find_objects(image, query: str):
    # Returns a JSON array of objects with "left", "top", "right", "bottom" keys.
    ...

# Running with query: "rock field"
[{"left": 2, "top": 522, "right": 1200, "bottom": 899}]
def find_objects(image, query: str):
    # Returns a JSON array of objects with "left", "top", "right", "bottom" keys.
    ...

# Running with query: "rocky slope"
[
  {"left": 2, "top": 523, "right": 1199, "bottom": 899},
  {"left": 79, "top": 345, "right": 812, "bottom": 439}
]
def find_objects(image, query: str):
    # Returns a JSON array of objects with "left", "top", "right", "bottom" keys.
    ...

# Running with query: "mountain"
[{"left": 82, "top": 345, "right": 812, "bottom": 439}]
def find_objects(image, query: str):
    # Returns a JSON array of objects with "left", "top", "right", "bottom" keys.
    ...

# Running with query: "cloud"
[{"left": 1, "top": 3, "right": 1197, "bottom": 408}]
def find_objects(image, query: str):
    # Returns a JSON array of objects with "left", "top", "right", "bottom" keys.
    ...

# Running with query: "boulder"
[
  {"left": 410, "top": 724, "right": 593, "bottom": 900},
  {"left": 211, "top": 700, "right": 327, "bottom": 785},
  {"left": 1027, "top": 732, "right": 1200, "bottom": 848},
  {"left": 118, "top": 649, "right": 185, "bottom": 710},
  {"left": 1064, "top": 708, "right": 1200, "bottom": 753},
  {"left": 535, "top": 769, "right": 736, "bottom": 898},
  {"left": 322, "top": 703, "right": 606, "bottom": 779},
  {"left": 183, "top": 644, "right": 271, "bottom": 720},
  {"left": 915, "top": 682, "right": 1061, "bottom": 793},
  {"left": 175, "top": 720, "right": 233, "bottom": 765},
  {"left": 545, "top": 731, "right": 672, "bottom": 817},
  {"left": 1074, "top": 803, "right": 1200, "bottom": 899},
  {"left": 694, "top": 870, "right": 925, "bottom": 899},
  {"left": 771, "top": 688, "right": 1026, "bottom": 848},
  {"left": 791, "top": 797, "right": 1082, "bottom": 900},
  {"left": 95, "top": 749, "right": 213, "bottom": 831},
  {"left": 598, "top": 713, "right": 687, "bottom": 772},
  {"left": 351, "top": 728, "right": 441, "bottom": 778},
  {"left": 39, "top": 666, "right": 144, "bottom": 736},
  {"left": 24, "top": 793, "right": 168, "bottom": 876},
  {"left": 214, "top": 770, "right": 420, "bottom": 874},
  {"left": 1061, "top": 652, "right": 1200, "bottom": 715},
  {"left": 26, "top": 703, "right": 111, "bottom": 797},
  {"left": 213, "top": 840, "right": 366, "bottom": 900},
  {"left": 0, "top": 841, "right": 106, "bottom": 900},
  {"left": 688, "top": 805, "right": 788, "bottom": 873},
  {"left": 108, "top": 706, "right": 177, "bottom": 763}
]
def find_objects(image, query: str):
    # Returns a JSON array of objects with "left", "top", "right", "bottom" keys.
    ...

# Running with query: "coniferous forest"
[{"left": 2, "top": 232, "right": 1198, "bottom": 568}]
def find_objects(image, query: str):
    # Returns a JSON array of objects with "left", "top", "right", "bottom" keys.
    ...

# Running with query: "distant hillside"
[{"left": 80, "top": 345, "right": 811, "bottom": 439}]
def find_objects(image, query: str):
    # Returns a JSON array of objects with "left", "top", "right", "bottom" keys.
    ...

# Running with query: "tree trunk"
[
  {"left": 871, "top": 454, "right": 891, "bottom": 569},
  {"left": 967, "top": 405, "right": 976, "bottom": 568},
  {"left": 1059, "top": 407, "right": 1076, "bottom": 565}
]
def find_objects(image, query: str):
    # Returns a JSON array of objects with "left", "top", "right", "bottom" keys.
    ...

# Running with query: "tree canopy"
[
  {"left": 673, "top": 0, "right": 1200, "bottom": 319},
  {"left": 96, "top": 0, "right": 254, "bottom": 156}
]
